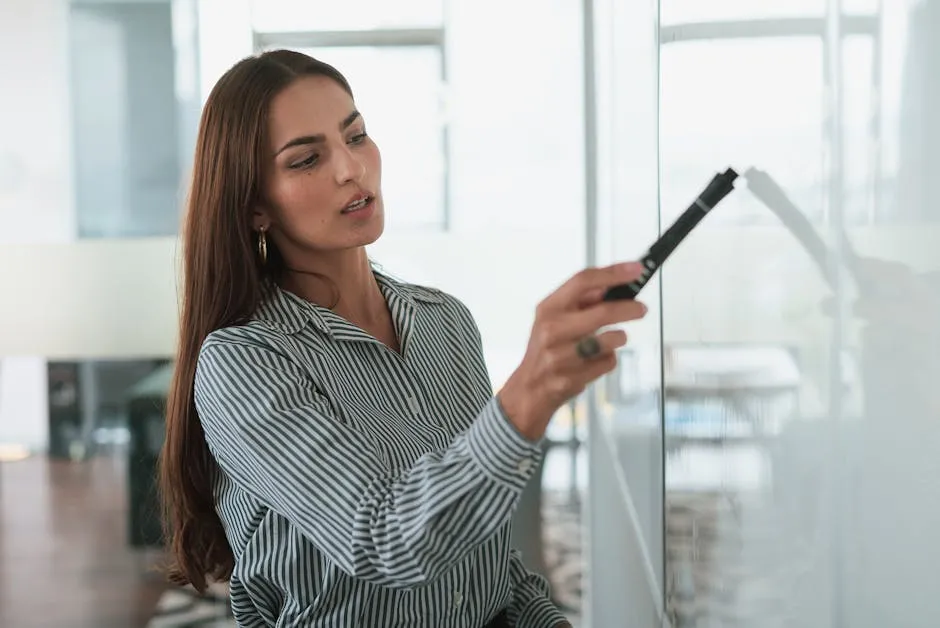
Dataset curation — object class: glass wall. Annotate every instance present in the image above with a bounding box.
[591,0,940,626]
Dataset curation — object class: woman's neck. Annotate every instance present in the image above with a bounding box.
[280,248,386,325]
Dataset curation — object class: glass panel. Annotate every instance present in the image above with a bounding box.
[249,0,444,32]
[660,37,825,226]
[589,0,665,624]
[658,2,940,627]
[290,46,447,230]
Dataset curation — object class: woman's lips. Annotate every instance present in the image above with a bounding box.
[340,195,375,217]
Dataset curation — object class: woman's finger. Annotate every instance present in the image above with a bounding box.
[539,263,644,315]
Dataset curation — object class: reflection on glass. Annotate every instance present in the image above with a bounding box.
[659,1,940,626]
[291,46,447,230]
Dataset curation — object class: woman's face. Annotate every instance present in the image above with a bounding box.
[255,75,384,259]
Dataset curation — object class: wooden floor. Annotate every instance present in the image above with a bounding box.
[0,452,168,628]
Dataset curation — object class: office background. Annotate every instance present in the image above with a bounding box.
[1,0,937,626]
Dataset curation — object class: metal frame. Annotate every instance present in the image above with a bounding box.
[255,27,452,231]
[586,0,670,623]
[661,15,878,42]
[254,28,444,49]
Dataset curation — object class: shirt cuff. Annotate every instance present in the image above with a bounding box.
[516,596,569,628]
[465,397,542,491]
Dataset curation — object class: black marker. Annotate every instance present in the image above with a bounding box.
[604,167,739,301]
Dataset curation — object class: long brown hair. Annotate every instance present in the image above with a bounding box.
[158,50,352,592]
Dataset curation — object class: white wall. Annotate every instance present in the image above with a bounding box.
[0,238,181,359]
[0,358,49,452]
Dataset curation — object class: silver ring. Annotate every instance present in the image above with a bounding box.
[575,336,601,360]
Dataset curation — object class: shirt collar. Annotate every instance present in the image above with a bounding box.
[253,270,445,337]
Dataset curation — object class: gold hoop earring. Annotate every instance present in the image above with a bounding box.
[257,227,268,265]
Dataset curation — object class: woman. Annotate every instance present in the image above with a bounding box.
[158,49,647,627]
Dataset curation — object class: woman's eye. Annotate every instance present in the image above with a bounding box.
[348,132,368,145]
[290,153,319,169]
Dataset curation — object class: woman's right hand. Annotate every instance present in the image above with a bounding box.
[498,262,649,441]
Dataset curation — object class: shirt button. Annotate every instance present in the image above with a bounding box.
[517,459,533,474]
[453,591,463,607]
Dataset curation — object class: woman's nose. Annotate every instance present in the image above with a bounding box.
[333,145,366,185]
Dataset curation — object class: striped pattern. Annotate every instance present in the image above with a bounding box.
[194,272,567,627]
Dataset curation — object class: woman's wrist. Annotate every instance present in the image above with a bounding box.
[496,380,546,442]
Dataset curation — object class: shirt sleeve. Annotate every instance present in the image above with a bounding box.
[194,335,543,590]
[447,299,568,626]
[505,549,569,627]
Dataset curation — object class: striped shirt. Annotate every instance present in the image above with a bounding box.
[194,271,568,627]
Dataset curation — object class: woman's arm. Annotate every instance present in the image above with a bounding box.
[195,335,543,590]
